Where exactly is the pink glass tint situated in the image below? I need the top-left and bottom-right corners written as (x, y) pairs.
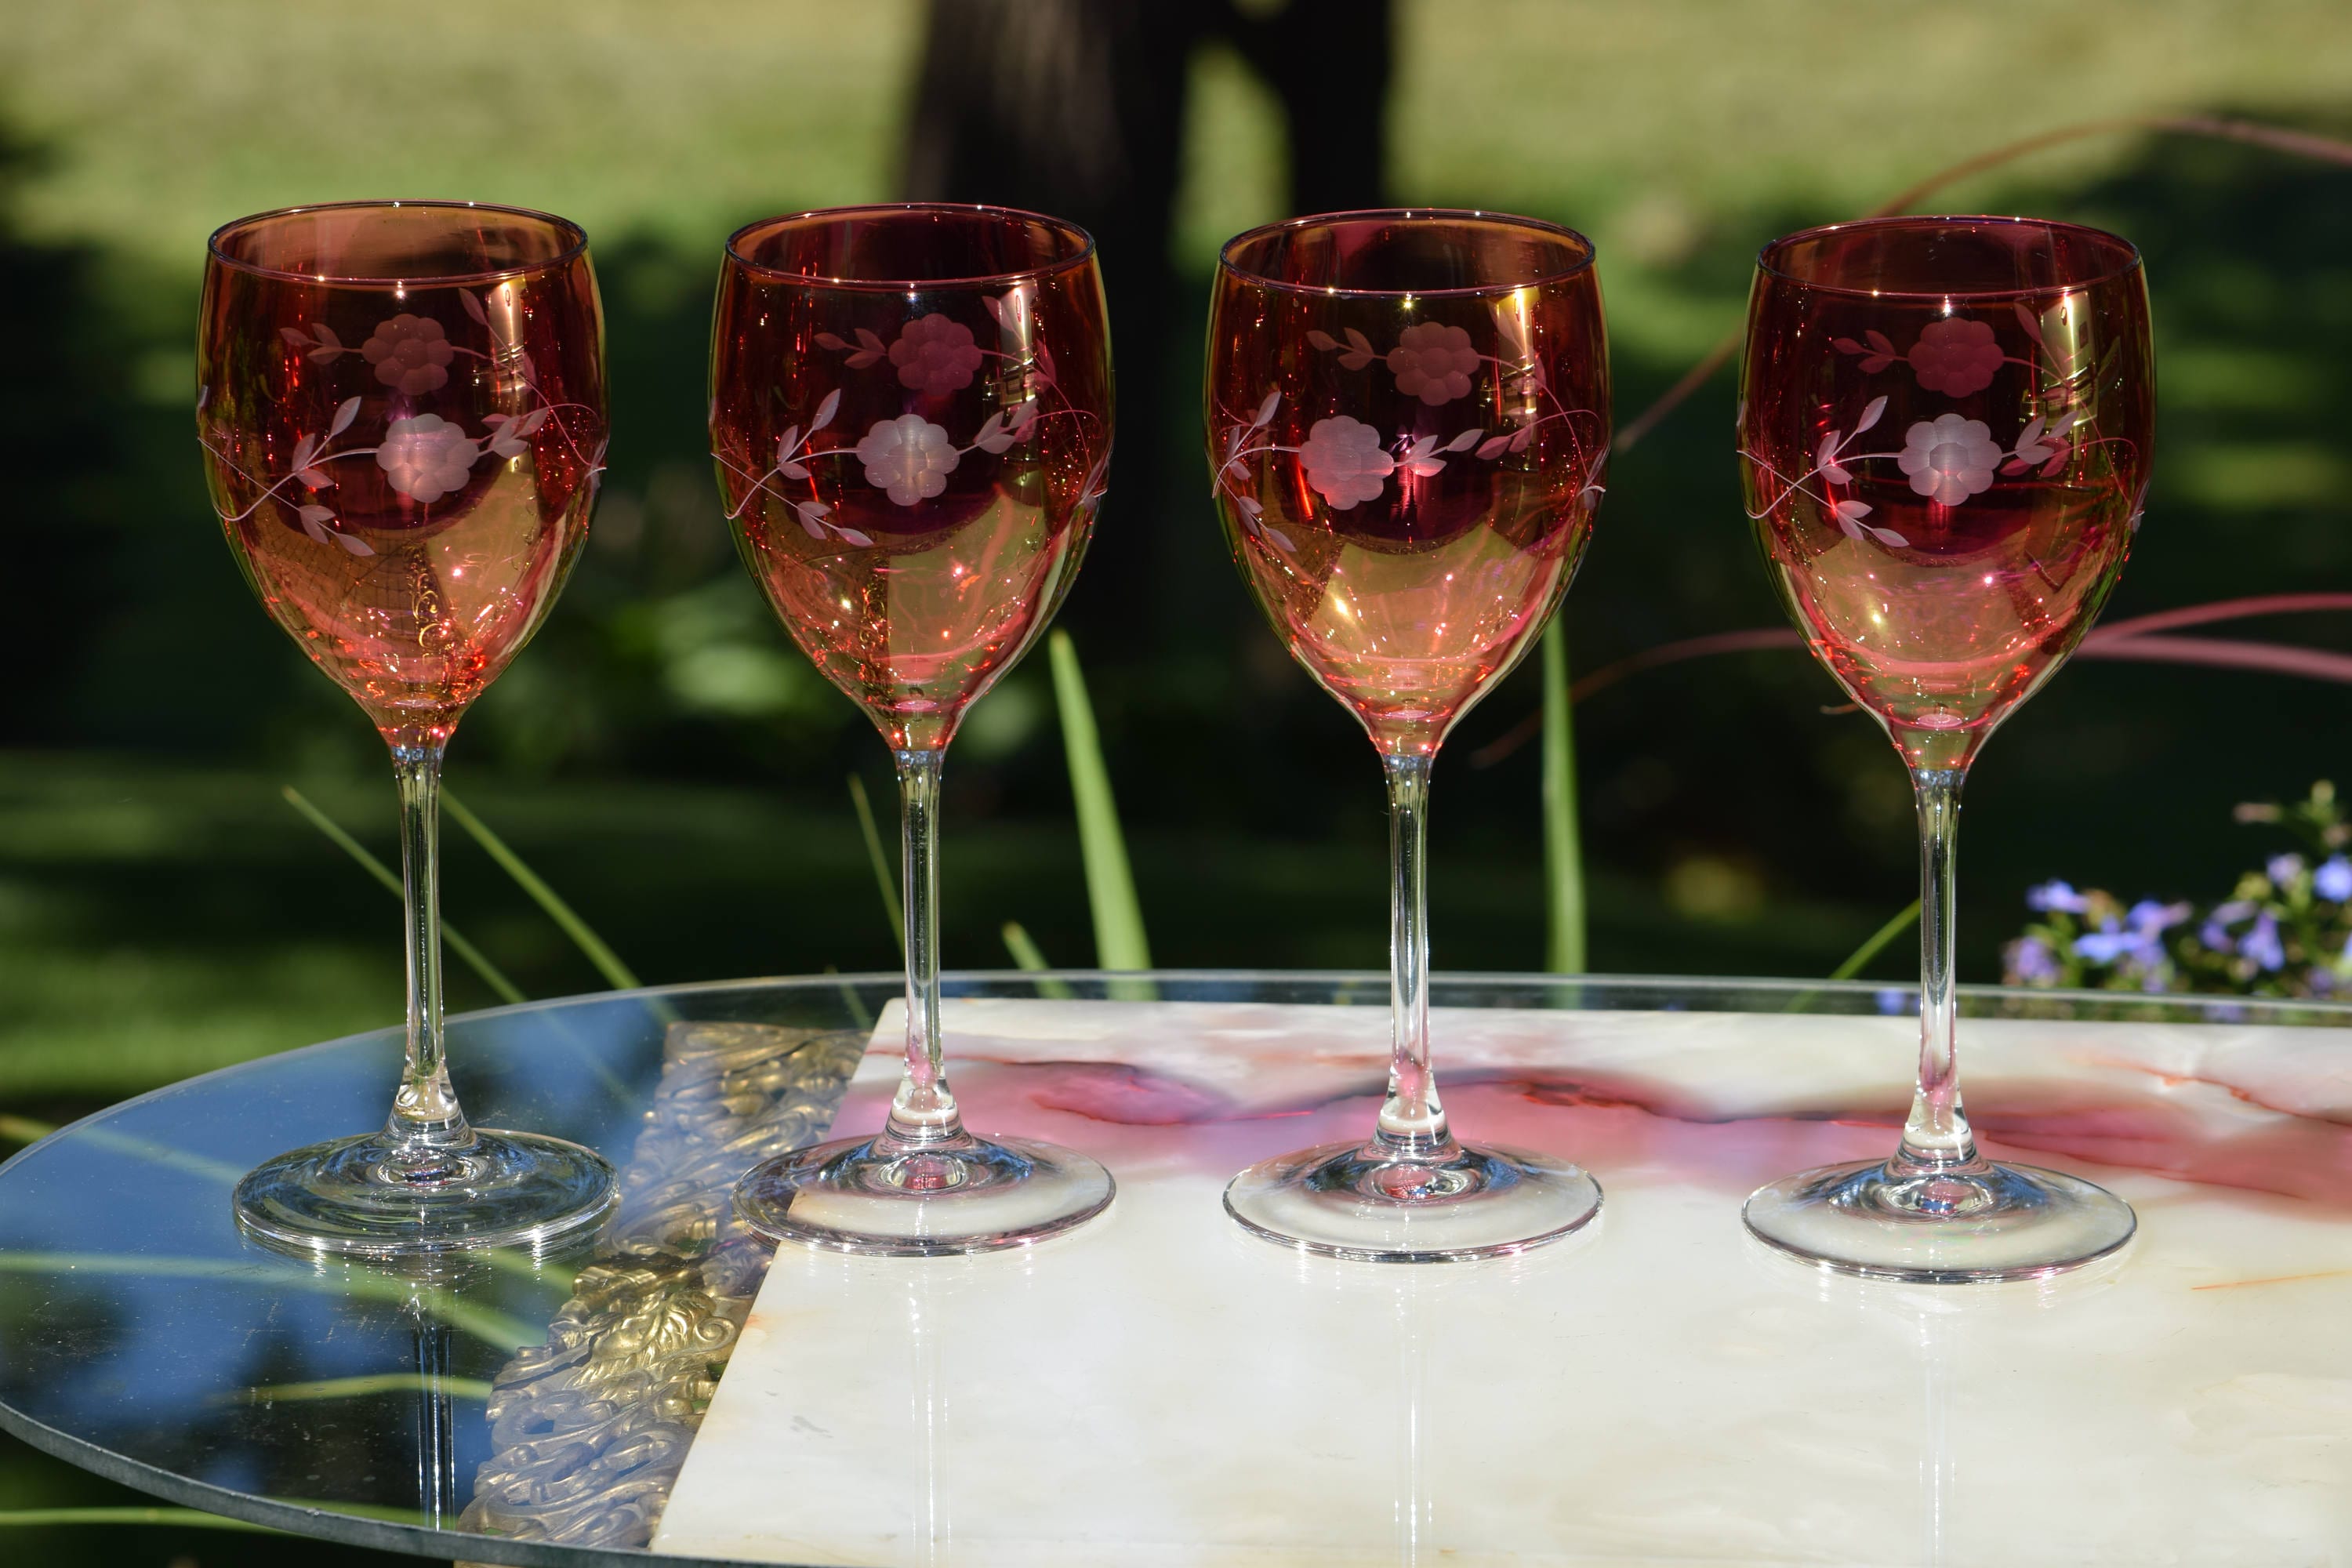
top-left (1207, 212), bottom-right (1608, 757)
top-left (199, 202), bottom-right (606, 753)
top-left (710, 205), bottom-right (1112, 753)
top-left (1737, 215), bottom-right (2151, 1282)
top-left (199, 201), bottom-right (614, 1255)
top-left (1740, 216), bottom-right (2153, 773)
top-left (715, 205), bottom-right (1116, 1255)
top-left (1206, 210), bottom-right (1608, 1261)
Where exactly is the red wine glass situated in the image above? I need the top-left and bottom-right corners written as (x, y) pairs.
top-left (713, 204), bottom-right (1115, 1254)
top-left (1205, 210), bottom-right (1609, 1261)
top-left (199, 201), bottom-right (616, 1255)
top-left (1738, 215), bottom-right (2154, 1280)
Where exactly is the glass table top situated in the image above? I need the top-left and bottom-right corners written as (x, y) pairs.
top-left (0, 971), bottom-right (2345, 1566)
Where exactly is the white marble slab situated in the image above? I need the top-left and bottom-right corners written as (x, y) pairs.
top-left (655, 999), bottom-right (2352, 1566)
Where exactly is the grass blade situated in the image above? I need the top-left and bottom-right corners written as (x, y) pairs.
top-left (1000, 921), bottom-right (1076, 1000)
top-left (443, 789), bottom-right (641, 993)
top-left (231, 1373), bottom-right (495, 1404)
top-left (848, 774), bottom-right (905, 951)
top-left (822, 964), bottom-right (874, 1031)
top-left (1830, 898), bottom-right (1922, 982)
top-left (282, 786), bottom-right (526, 1007)
top-left (1541, 621), bottom-right (1587, 973)
top-left (0, 1115), bottom-right (55, 1148)
top-left (0, 1508), bottom-right (278, 1533)
top-left (1048, 630), bottom-right (1152, 973)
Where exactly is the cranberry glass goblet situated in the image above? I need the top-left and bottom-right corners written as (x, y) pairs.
top-left (1738, 216), bottom-right (2154, 1281)
top-left (713, 205), bottom-right (1115, 1254)
top-left (199, 201), bottom-right (615, 1255)
top-left (1206, 210), bottom-right (1610, 1261)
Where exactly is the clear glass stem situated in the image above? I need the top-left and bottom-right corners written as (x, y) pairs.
top-left (1895, 766), bottom-right (1981, 1174)
top-left (884, 748), bottom-right (964, 1149)
top-left (1376, 754), bottom-right (1454, 1159)
top-left (386, 745), bottom-right (473, 1164)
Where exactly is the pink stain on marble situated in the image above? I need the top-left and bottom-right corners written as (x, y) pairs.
top-left (829, 1015), bottom-right (2352, 1213)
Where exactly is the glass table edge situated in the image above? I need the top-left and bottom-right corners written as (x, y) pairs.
top-left (3, 966), bottom-right (2346, 1562)
top-left (4, 967), bottom-right (2344, 1187)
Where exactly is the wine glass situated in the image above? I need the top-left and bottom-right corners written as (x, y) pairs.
top-left (198, 201), bottom-right (617, 1254)
top-left (713, 204), bottom-right (1116, 1254)
top-left (1206, 209), bottom-right (1610, 1261)
top-left (1737, 215), bottom-right (2154, 1281)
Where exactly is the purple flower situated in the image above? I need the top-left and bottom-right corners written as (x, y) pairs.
top-left (2026, 880), bottom-right (2089, 914)
top-left (2198, 920), bottom-right (2235, 954)
top-left (1875, 987), bottom-right (1911, 1015)
top-left (2074, 902), bottom-right (2186, 968)
top-left (2006, 935), bottom-right (2060, 982)
top-left (2245, 912), bottom-right (2286, 972)
top-left (2317, 856), bottom-right (2352, 902)
top-left (2267, 853), bottom-right (2306, 887)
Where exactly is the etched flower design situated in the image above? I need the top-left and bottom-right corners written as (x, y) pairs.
top-left (1896, 414), bottom-right (2002, 506)
top-left (1906, 317), bottom-right (2003, 397)
top-left (888, 313), bottom-right (984, 396)
top-left (1296, 416), bottom-right (1395, 509)
top-left (855, 414), bottom-right (959, 506)
top-left (1385, 323), bottom-right (1479, 405)
top-left (361, 314), bottom-right (456, 396)
top-left (376, 414), bottom-right (480, 503)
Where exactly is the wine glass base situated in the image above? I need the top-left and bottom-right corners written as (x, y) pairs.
top-left (733, 1134), bottom-right (1115, 1257)
top-left (1742, 1157), bottom-right (2136, 1283)
top-left (233, 1129), bottom-right (618, 1259)
top-left (1223, 1138), bottom-right (1602, 1263)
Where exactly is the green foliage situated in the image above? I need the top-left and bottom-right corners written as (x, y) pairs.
top-left (443, 790), bottom-right (643, 993)
top-left (847, 774), bottom-right (904, 950)
top-left (1048, 631), bottom-right (1152, 971)
top-left (1541, 621), bottom-right (1586, 973)
top-left (2005, 782), bottom-right (2352, 997)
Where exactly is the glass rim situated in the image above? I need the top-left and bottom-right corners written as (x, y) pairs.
top-left (722, 201), bottom-right (1098, 292)
top-left (205, 199), bottom-right (590, 288)
top-left (1755, 212), bottom-right (2144, 301)
top-left (1217, 207), bottom-right (1599, 299)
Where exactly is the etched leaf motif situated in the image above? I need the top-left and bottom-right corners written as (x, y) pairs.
top-left (1305, 329), bottom-right (1338, 351)
top-left (279, 326), bottom-right (312, 348)
top-left (1820, 463), bottom-right (1853, 484)
top-left (1007, 401), bottom-right (1039, 441)
top-left (1475, 434), bottom-right (1512, 459)
top-left (1864, 329), bottom-right (1894, 354)
top-left (1871, 526), bottom-right (1911, 548)
top-left (973, 411), bottom-right (1014, 454)
top-left (1855, 396), bottom-right (1887, 436)
top-left (1817, 430), bottom-right (1842, 470)
top-left (847, 327), bottom-right (885, 368)
top-left (291, 433), bottom-right (320, 470)
top-left (815, 332), bottom-right (848, 350)
top-left (460, 289), bottom-right (489, 326)
top-left (516, 408), bottom-right (550, 437)
top-left (1251, 390), bottom-right (1280, 429)
top-left (779, 461), bottom-right (811, 480)
top-left (1261, 525), bottom-right (1296, 553)
top-left (2012, 300), bottom-right (2050, 350)
top-left (797, 506), bottom-right (827, 540)
top-left (833, 526), bottom-right (874, 547)
top-left (1507, 423), bottom-right (1534, 453)
top-left (328, 396), bottom-right (361, 438)
top-left (1338, 327), bottom-right (1375, 371)
top-left (811, 389), bottom-right (840, 433)
top-left (775, 426), bottom-right (800, 467)
top-left (1831, 337), bottom-right (1863, 354)
top-left (1235, 495), bottom-right (1262, 519)
top-left (1445, 429), bottom-right (1483, 453)
top-left (1833, 499), bottom-right (1873, 522)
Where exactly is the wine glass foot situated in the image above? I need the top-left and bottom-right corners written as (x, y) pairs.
top-left (233, 1129), bottom-right (618, 1258)
top-left (1223, 1138), bottom-right (1602, 1263)
top-left (733, 1134), bottom-right (1114, 1256)
top-left (1741, 1157), bottom-right (2136, 1283)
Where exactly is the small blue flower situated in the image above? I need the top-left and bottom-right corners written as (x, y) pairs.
top-left (2318, 857), bottom-right (2352, 902)
top-left (1875, 987), bottom-right (1911, 1015)
top-left (2199, 920), bottom-right (2236, 953)
top-left (2007, 936), bottom-right (2060, 982)
top-left (2074, 923), bottom-right (2141, 965)
top-left (2212, 899), bottom-right (2258, 924)
top-left (2126, 899), bottom-right (2191, 937)
top-left (2026, 880), bottom-right (2090, 914)
top-left (2267, 853), bottom-right (2307, 887)
top-left (2245, 912), bottom-right (2286, 972)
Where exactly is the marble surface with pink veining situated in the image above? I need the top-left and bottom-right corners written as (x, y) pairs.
top-left (654, 999), bottom-right (2352, 1566)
